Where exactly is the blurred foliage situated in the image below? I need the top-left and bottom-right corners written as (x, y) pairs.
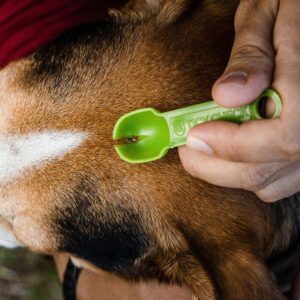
top-left (0, 247), bottom-right (62, 300)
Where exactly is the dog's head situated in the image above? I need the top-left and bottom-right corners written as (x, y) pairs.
top-left (0, 0), bottom-right (247, 277)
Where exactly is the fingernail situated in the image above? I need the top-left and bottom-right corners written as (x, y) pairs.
top-left (219, 71), bottom-right (248, 85)
top-left (187, 135), bottom-right (214, 155)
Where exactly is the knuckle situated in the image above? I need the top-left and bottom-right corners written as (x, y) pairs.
top-left (237, 0), bottom-right (258, 13)
top-left (280, 134), bottom-right (300, 161)
top-left (276, 37), bottom-right (300, 59)
top-left (230, 44), bottom-right (272, 66)
top-left (241, 165), bottom-right (272, 191)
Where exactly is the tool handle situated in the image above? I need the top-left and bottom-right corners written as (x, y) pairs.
top-left (162, 89), bottom-right (282, 148)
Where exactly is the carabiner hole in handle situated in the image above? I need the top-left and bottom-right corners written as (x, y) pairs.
top-left (257, 96), bottom-right (276, 119)
top-left (255, 89), bottom-right (282, 119)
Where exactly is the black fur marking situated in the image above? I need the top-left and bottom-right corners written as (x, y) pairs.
top-left (32, 20), bottom-right (118, 75)
top-left (23, 19), bottom-right (126, 99)
top-left (268, 194), bottom-right (300, 260)
top-left (267, 193), bottom-right (300, 292)
top-left (280, 193), bottom-right (300, 246)
top-left (56, 178), bottom-right (150, 273)
top-left (63, 259), bottom-right (82, 300)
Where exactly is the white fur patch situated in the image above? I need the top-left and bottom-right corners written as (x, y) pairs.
top-left (71, 257), bottom-right (86, 269)
top-left (0, 131), bottom-right (87, 183)
top-left (0, 221), bottom-right (23, 248)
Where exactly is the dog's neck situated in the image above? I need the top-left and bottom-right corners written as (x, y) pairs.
top-left (0, 0), bottom-right (124, 69)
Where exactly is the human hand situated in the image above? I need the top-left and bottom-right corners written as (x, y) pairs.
top-left (179, 0), bottom-right (300, 202)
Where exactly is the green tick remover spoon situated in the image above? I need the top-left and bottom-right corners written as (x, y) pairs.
top-left (113, 89), bottom-right (282, 164)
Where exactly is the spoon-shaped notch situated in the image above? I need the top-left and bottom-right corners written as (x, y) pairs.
top-left (113, 108), bottom-right (170, 163)
top-left (113, 89), bottom-right (282, 164)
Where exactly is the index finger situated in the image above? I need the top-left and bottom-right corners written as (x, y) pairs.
top-left (187, 116), bottom-right (298, 163)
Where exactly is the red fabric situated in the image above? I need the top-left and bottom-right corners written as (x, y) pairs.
top-left (0, 0), bottom-right (124, 69)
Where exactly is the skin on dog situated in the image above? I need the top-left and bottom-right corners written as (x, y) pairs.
top-left (0, 0), bottom-right (299, 299)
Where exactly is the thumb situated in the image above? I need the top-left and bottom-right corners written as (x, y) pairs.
top-left (212, 0), bottom-right (278, 107)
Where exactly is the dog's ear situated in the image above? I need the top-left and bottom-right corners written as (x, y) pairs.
top-left (113, 0), bottom-right (192, 24)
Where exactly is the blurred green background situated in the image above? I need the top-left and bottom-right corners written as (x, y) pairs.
top-left (0, 247), bottom-right (62, 300)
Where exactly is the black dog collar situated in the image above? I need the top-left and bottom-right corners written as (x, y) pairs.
top-left (63, 259), bottom-right (82, 300)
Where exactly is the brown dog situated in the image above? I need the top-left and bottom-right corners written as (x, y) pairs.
top-left (1, 0), bottom-right (299, 299)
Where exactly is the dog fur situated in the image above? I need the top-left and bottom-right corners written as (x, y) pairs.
top-left (0, 0), bottom-right (299, 299)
